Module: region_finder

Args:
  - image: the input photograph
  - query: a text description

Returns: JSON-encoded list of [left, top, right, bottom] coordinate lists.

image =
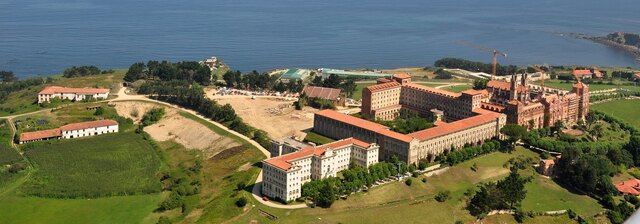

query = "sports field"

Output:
[[592, 99, 640, 128]]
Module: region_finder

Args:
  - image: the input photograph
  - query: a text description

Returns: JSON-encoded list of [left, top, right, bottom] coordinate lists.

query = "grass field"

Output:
[[0, 194, 161, 224], [442, 84, 472, 93], [592, 99, 640, 128], [0, 120, 21, 166], [15, 102, 133, 133], [538, 79, 640, 92], [21, 132, 161, 198], [0, 70, 125, 116], [232, 147, 602, 223], [303, 131, 335, 145]]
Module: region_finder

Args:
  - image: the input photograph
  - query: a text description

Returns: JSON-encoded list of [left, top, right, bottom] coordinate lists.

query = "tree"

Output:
[[316, 179, 336, 207], [552, 120, 564, 136], [500, 124, 528, 151], [235, 197, 247, 207], [94, 107, 104, 116], [340, 79, 357, 98], [0, 70, 17, 82], [435, 190, 451, 202], [473, 78, 488, 90], [405, 178, 413, 186], [322, 74, 342, 88], [124, 62, 145, 82], [418, 160, 428, 170], [496, 169, 530, 208]]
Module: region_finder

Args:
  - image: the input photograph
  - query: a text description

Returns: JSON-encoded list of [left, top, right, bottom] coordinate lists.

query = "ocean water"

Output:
[[1, 0, 639, 78]]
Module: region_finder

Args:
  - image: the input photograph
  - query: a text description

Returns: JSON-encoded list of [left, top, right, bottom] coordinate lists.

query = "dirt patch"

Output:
[[211, 146, 247, 161], [208, 95, 316, 139], [236, 162, 253, 172], [565, 129, 584, 136], [113, 101, 241, 157]]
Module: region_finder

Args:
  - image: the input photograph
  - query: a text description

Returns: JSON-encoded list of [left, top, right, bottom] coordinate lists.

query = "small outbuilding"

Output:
[[302, 86, 345, 107]]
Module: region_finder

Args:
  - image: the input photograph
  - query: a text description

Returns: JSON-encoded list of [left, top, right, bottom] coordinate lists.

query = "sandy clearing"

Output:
[[113, 101, 240, 157], [209, 95, 316, 139]]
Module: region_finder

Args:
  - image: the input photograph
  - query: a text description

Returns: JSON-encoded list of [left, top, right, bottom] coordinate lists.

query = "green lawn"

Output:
[[442, 84, 472, 93], [233, 147, 603, 223], [539, 80, 640, 92], [592, 99, 640, 128], [0, 194, 161, 224], [21, 132, 161, 198], [303, 131, 335, 145], [15, 102, 133, 133], [0, 70, 125, 117], [0, 120, 21, 166]]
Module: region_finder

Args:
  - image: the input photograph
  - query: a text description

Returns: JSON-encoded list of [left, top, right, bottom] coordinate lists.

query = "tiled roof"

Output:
[[481, 103, 505, 112], [20, 128, 61, 142], [393, 74, 412, 79], [403, 83, 461, 98], [366, 81, 401, 92], [487, 80, 527, 92], [594, 70, 604, 78], [376, 78, 392, 83], [616, 179, 640, 195], [302, 86, 341, 101], [462, 89, 487, 95], [60, 119, 118, 131], [572, 70, 592, 76], [315, 110, 413, 142], [39, 86, 110, 95], [409, 111, 501, 140], [264, 138, 371, 171], [635, 73, 640, 79]]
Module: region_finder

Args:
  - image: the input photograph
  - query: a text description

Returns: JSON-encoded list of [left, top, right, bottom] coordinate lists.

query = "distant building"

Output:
[[537, 156, 560, 176], [616, 179, 640, 195], [203, 57, 218, 71], [261, 138, 379, 201], [19, 120, 119, 144], [270, 136, 313, 157], [302, 86, 345, 107], [38, 86, 110, 103], [634, 73, 640, 81], [572, 68, 603, 79]]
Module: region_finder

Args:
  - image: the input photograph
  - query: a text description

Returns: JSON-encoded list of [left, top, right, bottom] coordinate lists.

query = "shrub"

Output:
[[157, 216, 171, 224], [422, 178, 427, 183], [412, 172, 420, 178], [435, 190, 450, 202], [567, 209, 576, 219], [418, 160, 428, 170], [405, 178, 413, 186], [141, 108, 165, 126], [160, 192, 183, 211], [236, 181, 246, 191], [236, 197, 247, 207], [514, 209, 526, 223], [94, 107, 104, 115]]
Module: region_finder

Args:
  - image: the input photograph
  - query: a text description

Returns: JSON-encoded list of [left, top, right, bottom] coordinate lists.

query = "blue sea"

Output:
[[1, 0, 639, 78]]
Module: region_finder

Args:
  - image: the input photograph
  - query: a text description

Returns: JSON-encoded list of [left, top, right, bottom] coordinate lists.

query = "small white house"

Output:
[[38, 86, 110, 103]]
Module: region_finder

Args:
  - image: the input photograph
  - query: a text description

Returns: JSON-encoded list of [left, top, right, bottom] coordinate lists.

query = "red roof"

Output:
[[302, 86, 342, 101], [462, 89, 487, 95], [403, 83, 461, 98], [376, 78, 392, 83], [616, 179, 640, 195], [487, 80, 527, 92], [393, 74, 412, 79], [264, 138, 371, 170], [39, 86, 110, 95], [634, 73, 640, 79], [315, 110, 413, 142], [20, 128, 62, 142], [408, 111, 501, 140], [60, 120, 118, 131], [366, 81, 401, 92], [593, 70, 604, 78], [572, 70, 592, 76]]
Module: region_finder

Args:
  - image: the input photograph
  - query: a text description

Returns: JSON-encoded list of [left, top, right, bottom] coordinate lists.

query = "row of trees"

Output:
[[223, 70, 306, 93], [310, 74, 357, 98], [433, 58, 520, 76], [590, 91, 640, 102], [0, 70, 17, 82], [0, 76, 47, 103], [441, 140, 503, 165], [301, 158, 425, 207], [124, 61, 212, 85], [137, 80, 271, 149], [63, 66, 112, 78]]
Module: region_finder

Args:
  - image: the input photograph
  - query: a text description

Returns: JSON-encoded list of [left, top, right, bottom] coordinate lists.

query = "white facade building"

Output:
[[262, 138, 379, 201], [38, 86, 110, 103], [19, 120, 119, 144]]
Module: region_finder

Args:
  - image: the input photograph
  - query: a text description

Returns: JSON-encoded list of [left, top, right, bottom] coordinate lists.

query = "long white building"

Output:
[[262, 138, 379, 202], [38, 86, 110, 103], [19, 120, 119, 144]]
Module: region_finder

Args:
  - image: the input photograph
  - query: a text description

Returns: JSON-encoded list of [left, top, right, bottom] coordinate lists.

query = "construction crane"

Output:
[[528, 65, 547, 87], [459, 41, 507, 80]]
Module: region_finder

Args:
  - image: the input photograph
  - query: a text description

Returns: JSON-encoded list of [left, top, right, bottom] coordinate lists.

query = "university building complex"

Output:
[[262, 73, 589, 201]]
